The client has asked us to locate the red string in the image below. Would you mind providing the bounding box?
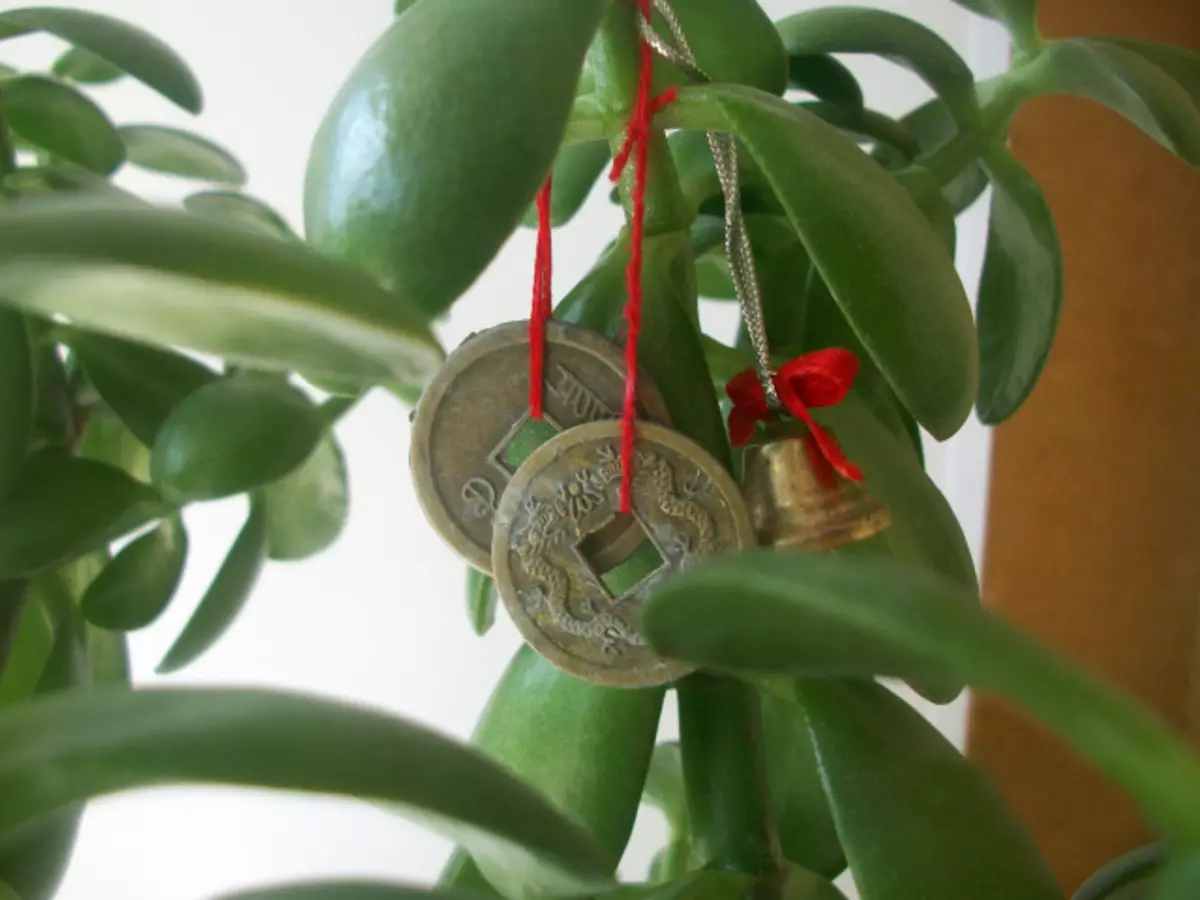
[529,177,553,420]
[724,348,865,482]
[610,0,677,513]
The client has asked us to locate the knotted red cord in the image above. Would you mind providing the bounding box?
[725,348,865,482]
[529,177,554,419]
[610,0,678,513]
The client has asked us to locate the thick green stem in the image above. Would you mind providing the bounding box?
[679,674,781,876]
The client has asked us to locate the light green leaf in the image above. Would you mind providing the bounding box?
[0,310,32,500]
[2,162,146,205]
[901,97,989,214]
[0,452,164,579]
[652,0,788,96]
[305,0,607,317]
[51,46,123,84]
[80,416,151,483]
[1099,39,1200,109]
[787,54,863,108]
[156,498,267,674]
[0,686,614,893]
[0,582,50,707]
[672,84,977,438]
[68,330,218,448]
[0,6,201,112]
[184,191,298,241]
[520,141,609,228]
[777,8,980,126]
[0,199,443,386]
[86,624,128,687]
[893,165,957,255]
[80,516,187,631]
[263,434,348,562]
[214,885,485,900]
[641,552,1200,847]
[798,102,921,161]
[799,679,1060,899]
[1074,844,1162,900]
[465,568,496,637]
[120,125,245,185]
[975,143,1062,423]
[1021,38,1200,165]
[0,74,124,174]
[151,374,324,503]
[1152,855,1200,900]
[642,742,687,832]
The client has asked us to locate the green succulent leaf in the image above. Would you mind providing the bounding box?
[787,54,863,108]
[465,568,496,637]
[213,886,488,900]
[901,97,990,213]
[798,102,921,161]
[0,200,443,386]
[80,515,187,632]
[51,46,124,84]
[0,582,51,707]
[80,416,151,483]
[799,678,1061,899]
[520,141,609,229]
[652,0,788,96]
[777,8,980,126]
[119,125,246,185]
[1020,38,1200,165]
[761,693,844,879]
[68,331,218,448]
[641,552,1200,847]
[0,686,615,893]
[1097,39,1200,109]
[183,191,298,241]
[0,453,164,579]
[893,165,957,256]
[0,581,30,690]
[2,162,145,205]
[156,497,267,674]
[0,310,32,501]
[975,143,1062,423]
[263,433,349,562]
[1074,844,1163,900]
[151,374,323,503]
[0,74,124,174]
[1152,855,1200,900]
[643,742,687,832]
[0,6,201,112]
[86,623,128,687]
[675,84,977,438]
[305,0,607,317]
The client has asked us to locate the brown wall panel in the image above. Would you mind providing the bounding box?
[967,0,1200,893]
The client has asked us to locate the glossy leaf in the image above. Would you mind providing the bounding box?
[215,886,486,900]
[80,416,151,483]
[1022,38,1200,165]
[975,143,1062,423]
[894,165,957,256]
[151,374,323,503]
[901,97,989,213]
[788,54,863,108]
[777,8,980,126]
[652,0,788,96]
[51,46,124,84]
[668,128,772,217]
[0,74,124,174]
[68,331,217,448]
[120,125,245,185]
[466,568,496,637]
[0,310,32,500]
[263,434,348,562]
[465,645,663,894]
[0,6,201,112]
[1099,39,1200,109]
[305,0,607,317]
[520,141,609,228]
[681,84,977,438]
[1074,844,1163,900]
[0,584,51,707]
[0,686,614,893]
[0,453,163,579]
[641,552,1200,846]
[643,742,687,831]
[0,200,443,386]
[799,101,921,161]
[184,191,298,241]
[799,679,1060,899]
[156,498,267,674]
[761,693,844,879]
[80,516,186,631]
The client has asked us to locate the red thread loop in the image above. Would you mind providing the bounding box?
[529,177,554,420]
[724,348,865,482]
[609,0,675,513]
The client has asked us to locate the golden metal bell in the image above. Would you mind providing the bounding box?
[741,431,891,552]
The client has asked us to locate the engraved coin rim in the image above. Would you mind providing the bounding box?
[410,319,672,573]
[491,420,755,688]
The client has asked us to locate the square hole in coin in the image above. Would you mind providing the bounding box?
[497,414,560,473]
[579,512,666,597]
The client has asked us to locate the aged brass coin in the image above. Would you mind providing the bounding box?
[410,320,670,573]
[492,421,755,688]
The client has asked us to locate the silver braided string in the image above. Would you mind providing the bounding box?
[639,0,778,403]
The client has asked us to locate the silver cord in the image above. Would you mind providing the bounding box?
[639,0,778,403]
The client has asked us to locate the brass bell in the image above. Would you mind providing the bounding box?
[740,429,891,553]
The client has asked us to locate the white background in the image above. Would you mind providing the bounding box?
[1,1,1008,896]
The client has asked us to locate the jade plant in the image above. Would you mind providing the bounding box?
[0,2,1198,899]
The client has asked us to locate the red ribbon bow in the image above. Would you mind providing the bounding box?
[725,348,864,482]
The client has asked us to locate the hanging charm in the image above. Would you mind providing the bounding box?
[492,421,755,687]
[409,320,671,573]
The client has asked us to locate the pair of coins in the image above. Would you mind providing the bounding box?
[411,320,753,687]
